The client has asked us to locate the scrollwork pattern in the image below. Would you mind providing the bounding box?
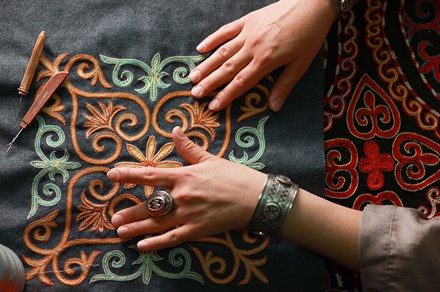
[23,52,272,288]
[229,116,268,170]
[29,116,81,219]
[192,231,270,285]
[100,53,205,101]
[366,0,440,139]
[91,246,203,284]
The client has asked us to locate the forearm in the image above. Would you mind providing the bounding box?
[280,188,361,272]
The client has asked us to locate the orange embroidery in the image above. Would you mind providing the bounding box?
[152,90,232,156]
[83,101,127,138]
[238,80,270,123]
[24,53,272,287]
[23,167,130,286]
[180,101,220,140]
[76,190,115,232]
[192,231,270,285]
[115,137,183,196]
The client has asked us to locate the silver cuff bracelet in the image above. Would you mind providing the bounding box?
[248,174,298,238]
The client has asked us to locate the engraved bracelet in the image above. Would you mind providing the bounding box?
[248,174,298,238]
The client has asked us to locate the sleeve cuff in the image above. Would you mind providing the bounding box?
[358,204,396,291]
[359,204,440,291]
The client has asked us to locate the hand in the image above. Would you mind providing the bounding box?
[107,127,267,251]
[189,0,335,112]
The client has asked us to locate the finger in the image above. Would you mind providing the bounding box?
[107,167,177,187]
[191,51,251,99]
[268,62,305,112]
[208,59,271,111]
[196,18,244,53]
[137,225,193,251]
[172,126,213,165]
[116,211,184,238]
[112,202,150,228]
[190,40,243,86]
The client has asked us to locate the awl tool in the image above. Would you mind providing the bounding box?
[6,71,68,153]
[16,31,46,117]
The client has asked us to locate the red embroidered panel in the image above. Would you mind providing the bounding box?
[323,0,440,290]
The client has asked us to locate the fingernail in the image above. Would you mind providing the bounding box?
[117,226,128,237]
[137,240,149,250]
[196,41,206,52]
[174,126,185,138]
[208,99,219,111]
[189,69,200,83]
[107,169,119,181]
[111,214,123,227]
[191,85,202,97]
[271,98,284,112]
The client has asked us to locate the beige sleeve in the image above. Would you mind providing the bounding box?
[359,205,440,291]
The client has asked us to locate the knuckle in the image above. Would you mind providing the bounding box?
[168,231,181,245]
[254,50,272,66]
[142,167,153,180]
[233,74,246,88]
[175,189,192,204]
[249,35,266,48]
[222,61,235,75]
[217,46,229,61]
[221,24,231,34]
[183,139,198,152]
[277,82,293,94]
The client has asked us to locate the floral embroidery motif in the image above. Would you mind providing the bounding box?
[29,116,81,218]
[76,191,115,232]
[100,53,205,101]
[83,101,127,138]
[180,101,220,140]
[91,245,203,284]
[115,136,182,196]
[359,140,394,190]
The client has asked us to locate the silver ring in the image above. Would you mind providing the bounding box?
[146,190,174,217]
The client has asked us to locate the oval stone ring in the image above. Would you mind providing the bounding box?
[146,190,174,217]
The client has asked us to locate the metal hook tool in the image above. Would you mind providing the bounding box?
[6,71,68,153]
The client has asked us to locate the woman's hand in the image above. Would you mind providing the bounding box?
[107,127,267,251]
[189,0,335,112]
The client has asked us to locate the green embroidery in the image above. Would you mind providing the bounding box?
[29,116,81,218]
[91,245,204,285]
[229,116,269,170]
[100,53,205,101]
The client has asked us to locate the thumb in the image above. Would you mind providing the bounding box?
[172,126,213,165]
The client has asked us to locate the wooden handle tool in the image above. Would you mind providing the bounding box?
[16,31,46,117]
[7,71,68,153]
